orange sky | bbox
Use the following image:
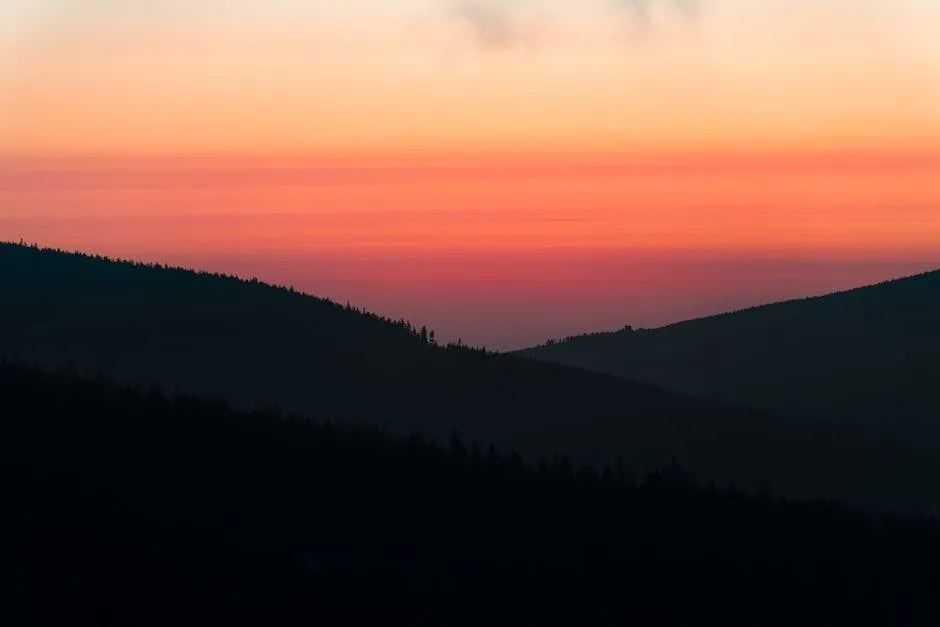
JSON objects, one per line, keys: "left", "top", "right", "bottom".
{"left": 4, "top": 150, "right": 939, "bottom": 256}
{"left": 3, "top": 150, "right": 939, "bottom": 348}
{"left": 1, "top": 1, "right": 939, "bottom": 347}
{"left": 2, "top": 1, "right": 940, "bottom": 155}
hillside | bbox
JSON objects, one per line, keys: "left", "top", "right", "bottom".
{"left": 520, "top": 268, "right": 940, "bottom": 429}
{"left": 2, "top": 241, "right": 940, "bottom": 515}
{"left": 3, "top": 362, "right": 940, "bottom": 626}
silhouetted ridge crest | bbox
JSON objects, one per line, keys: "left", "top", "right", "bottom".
{"left": 4, "top": 241, "right": 940, "bottom": 518}
{"left": 520, "top": 264, "right": 940, "bottom": 429}
{"left": 2, "top": 240, "right": 455, "bottom": 350}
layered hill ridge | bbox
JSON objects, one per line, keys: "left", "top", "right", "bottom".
{"left": 520, "top": 268, "right": 940, "bottom": 429}
{"left": 3, "top": 241, "right": 939, "bottom": 515}
{"left": 6, "top": 362, "right": 940, "bottom": 626}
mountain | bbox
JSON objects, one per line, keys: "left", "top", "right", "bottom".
{"left": 2, "top": 241, "right": 939, "bottom": 515}
{"left": 4, "top": 362, "right": 940, "bottom": 626}
{"left": 519, "top": 269, "right": 940, "bottom": 430}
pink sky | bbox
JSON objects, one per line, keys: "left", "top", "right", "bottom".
{"left": 3, "top": 151, "right": 938, "bottom": 349}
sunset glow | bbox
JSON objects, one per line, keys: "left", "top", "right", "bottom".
{"left": 2, "top": 1, "right": 939, "bottom": 347}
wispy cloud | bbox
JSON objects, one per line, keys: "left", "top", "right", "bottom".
{"left": 441, "top": 0, "right": 703, "bottom": 53}
{"left": 616, "top": 0, "right": 702, "bottom": 19}
{"left": 610, "top": 0, "right": 703, "bottom": 43}
{"left": 447, "top": 1, "right": 532, "bottom": 51}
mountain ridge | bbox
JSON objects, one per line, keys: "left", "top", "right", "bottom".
{"left": 519, "top": 265, "right": 940, "bottom": 428}
{"left": 7, "top": 360, "right": 940, "bottom": 626}
{"left": 3, "top": 241, "right": 940, "bottom": 515}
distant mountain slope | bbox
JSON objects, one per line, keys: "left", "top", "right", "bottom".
{"left": 2, "top": 241, "right": 939, "bottom": 515}
{"left": 519, "top": 268, "right": 940, "bottom": 428}
{"left": 6, "top": 363, "right": 940, "bottom": 626}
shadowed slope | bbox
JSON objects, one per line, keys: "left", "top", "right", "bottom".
{"left": 520, "top": 269, "right": 940, "bottom": 429}
{"left": 2, "top": 241, "right": 940, "bottom": 515}
{"left": 3, "top": 363, "right": 940, "bottom": 626}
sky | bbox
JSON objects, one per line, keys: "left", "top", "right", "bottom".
{"left": 1, "top": 1, "right": 940, "bottom": 348}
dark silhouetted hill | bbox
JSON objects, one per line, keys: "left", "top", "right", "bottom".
{"left": 3, "top": 362, "right": 940, "bottom": 626}
{"left": 2, "top": 241, "right": 940, "bottom": 515}
{"left": 520, "top": 269, "right": 940, "bottom": 430}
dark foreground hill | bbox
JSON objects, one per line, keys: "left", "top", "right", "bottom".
{"left": 2, "top": 242, "right": 940, "bottom": 515}
{"left": 520, "top": 268, "right": 940, "bottom": 429}
{"left": 3, "top": 363, "right": 940, "bottom": 626}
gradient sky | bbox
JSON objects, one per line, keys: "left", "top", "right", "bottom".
{"left": 2, "top": 1, "right": 939, "bottom": 348}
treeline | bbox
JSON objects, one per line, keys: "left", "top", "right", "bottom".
{"left": 12, "top": 241, "right": 940, "bottom": 518}
{"left": 4, "top": 241, "right": 485, "bottom": 353}
{"left": 518, "top": 263, "right": 940, "bottom": 436}
{"left": 533, "top": 267, "right": 940, "bottom": 350}
{"left": 3, "top": 361, "right": 940, "bottom": 626}
{"left": 542, "top": 324, "right": 647, "bottom": 347}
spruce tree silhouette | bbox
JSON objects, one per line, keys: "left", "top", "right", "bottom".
{"left": 4, "top": 242, "right": 940, "bottom": 519}
{"left": 3, "top": 361, "right": 940, "bottom": 626}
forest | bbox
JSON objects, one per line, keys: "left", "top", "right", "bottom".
{"left": 521, "top": 267, "right": 940, "bottom": 430}
{"left": 4, "top": 242, "right": 940, "bottom": 517}
{"left": 3, "top": 361, "right": 940, "bottom": 626}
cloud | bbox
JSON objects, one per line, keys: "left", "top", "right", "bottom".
{"left": 610, "top": 0, "right": 702, "bottom": 43}
{"left": 447, "top": 1, "right": 530, "bottom": 51}
{"left": 437, "top": 0, "right": 703, "bottom": 53}
{"left": 615, "top": 0, "right": 703, "bottom": 22}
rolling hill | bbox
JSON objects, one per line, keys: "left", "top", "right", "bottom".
{"left": 2, "top": 241, "right": 939, "bottom": 515}
{"left": 519, "top": 268, "right": 940, "bottom": 430}
{"left": 4, "top": 362, "right": 940, "bottom": 626}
